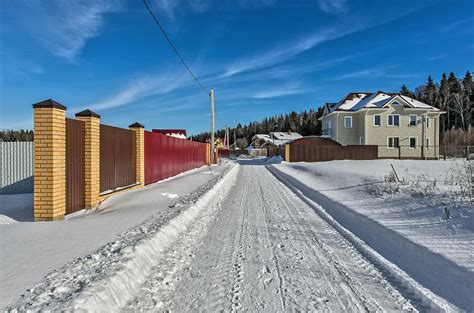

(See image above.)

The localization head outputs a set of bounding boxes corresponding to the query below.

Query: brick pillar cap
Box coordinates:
[75,109,100,118]
[32,99,67,110]
[129,122,144,128]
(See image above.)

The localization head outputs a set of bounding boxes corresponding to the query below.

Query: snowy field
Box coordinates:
[272,159,473,310]
[7,159,465,311]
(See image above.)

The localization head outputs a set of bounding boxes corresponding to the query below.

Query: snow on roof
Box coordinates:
[270,132,303,140]
[399,95,439,110]
[334,93,371,111]
[252,134,271,140]
[330,91,438,112]
[348,91,393,111]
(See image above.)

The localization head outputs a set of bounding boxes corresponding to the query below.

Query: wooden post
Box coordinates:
[33,99,67,221]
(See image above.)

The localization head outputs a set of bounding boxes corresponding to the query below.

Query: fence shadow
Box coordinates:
[237,157,283,166]
[0,192,34,222]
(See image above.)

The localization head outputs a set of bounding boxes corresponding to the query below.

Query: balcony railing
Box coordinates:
[321,128,332,136]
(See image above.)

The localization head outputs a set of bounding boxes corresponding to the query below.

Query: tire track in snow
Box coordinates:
[256,167,374,311]
[268,165,457,312]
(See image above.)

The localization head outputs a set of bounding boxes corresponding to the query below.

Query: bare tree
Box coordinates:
[451,93,470,130]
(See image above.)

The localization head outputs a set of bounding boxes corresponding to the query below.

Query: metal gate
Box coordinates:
[66,118,85,215]
[100,124,136,193]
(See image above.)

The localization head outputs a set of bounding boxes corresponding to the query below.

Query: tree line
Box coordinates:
[191,71,473,148]
[402,71,473,132]
[0,129,34,142]
[190,107,325,149]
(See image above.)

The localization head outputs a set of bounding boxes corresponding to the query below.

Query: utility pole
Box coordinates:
[210,89,215,163]
[233,122,237,150]
[226,126,230,149]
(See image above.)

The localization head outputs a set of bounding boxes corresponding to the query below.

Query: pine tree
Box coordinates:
[400,84,413,97]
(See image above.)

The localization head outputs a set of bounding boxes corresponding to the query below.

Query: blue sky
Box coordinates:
[1,0,473,134]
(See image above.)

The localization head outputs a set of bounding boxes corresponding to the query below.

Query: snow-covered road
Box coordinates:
[125,163,411,311]
[10,161,460,311]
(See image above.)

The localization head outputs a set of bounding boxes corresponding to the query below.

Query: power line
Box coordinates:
[143,0,208,94]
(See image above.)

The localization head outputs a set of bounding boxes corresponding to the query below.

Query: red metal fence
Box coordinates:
[145,131,207,185]
[289,145,378,162]
[100,124,136,193]
[66,118,85,215]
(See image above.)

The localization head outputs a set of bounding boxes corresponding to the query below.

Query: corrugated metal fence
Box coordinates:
[145,131,206,185]
[288,145,378,162]
[100,124,136,193]
[0,142,34,194]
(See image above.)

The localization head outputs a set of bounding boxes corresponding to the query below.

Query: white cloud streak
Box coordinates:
[90,73,190,111]
[251,82,305,99]
[15,0,122,61]
[223,27,350,77]
[317,0,348,14]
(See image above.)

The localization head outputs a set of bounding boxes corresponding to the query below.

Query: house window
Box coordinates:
[388,114,400,126]
[409,114,417,126]
[425,116,430,128]
[344,116,352,128]
[388,137,400,149]
[409,137,417,149]
[359,137,364,145]
[426,138,430,149]
[373,115,381,126]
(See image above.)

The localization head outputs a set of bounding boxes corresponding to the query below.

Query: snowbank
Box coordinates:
[1,165,227,309]
[272,159,473,311]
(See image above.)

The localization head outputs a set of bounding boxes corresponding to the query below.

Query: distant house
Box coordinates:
[152,129,187,139]
[250,132,303,149]
[319,91,443,159]
[214,138,226,149]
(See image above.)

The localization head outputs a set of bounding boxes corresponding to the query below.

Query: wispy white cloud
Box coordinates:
[151,0,277,21]
[333,67,422,80]
[223,27,350,77]
[441,17,474,33]
[252,82,305,99]
[317,0,348,14]
[13,0,122,61]
[90,73,190,111]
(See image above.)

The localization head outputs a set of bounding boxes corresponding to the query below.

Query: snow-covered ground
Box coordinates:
[272,159,473,310]
[0,164,226,309]
[8,160,462,311]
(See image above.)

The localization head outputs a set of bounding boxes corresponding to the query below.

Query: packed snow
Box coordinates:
[0,165,226,309]
[272,159,473,310]
[2,158,471,311]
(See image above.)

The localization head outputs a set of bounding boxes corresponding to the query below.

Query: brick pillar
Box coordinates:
[285,144,290,162]
[76,110,101,209]
[33,99,66,221]
[129,122,145,186]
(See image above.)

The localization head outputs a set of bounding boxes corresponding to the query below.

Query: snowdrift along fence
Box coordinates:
[144,131,208,185]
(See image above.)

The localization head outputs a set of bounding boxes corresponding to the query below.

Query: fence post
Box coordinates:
[32,99,67,221]
[205,143,210,165]
[285,144,291,162]
[129,122,145,187]
[76,110,101,209]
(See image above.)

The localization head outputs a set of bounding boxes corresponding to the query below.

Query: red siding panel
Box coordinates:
[144,131,207,185]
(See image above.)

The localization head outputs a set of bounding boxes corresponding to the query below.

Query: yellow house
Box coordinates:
[319,91,443,159]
